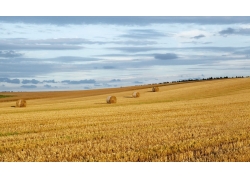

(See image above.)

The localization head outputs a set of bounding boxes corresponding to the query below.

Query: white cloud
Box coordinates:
[175,30,211,40]
[1,17,250,91]
[216,59,250,66]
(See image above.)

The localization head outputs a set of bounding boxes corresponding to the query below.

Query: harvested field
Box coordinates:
[0,78,250,162]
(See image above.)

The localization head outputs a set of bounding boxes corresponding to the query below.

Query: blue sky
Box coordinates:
[1,16,250,91]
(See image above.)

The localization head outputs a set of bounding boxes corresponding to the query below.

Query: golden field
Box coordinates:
[0,78,250,162]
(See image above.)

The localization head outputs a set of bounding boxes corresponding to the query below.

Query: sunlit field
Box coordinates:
[0,78,250,162]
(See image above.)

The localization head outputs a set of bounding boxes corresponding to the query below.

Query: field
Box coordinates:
[0,78,250,162]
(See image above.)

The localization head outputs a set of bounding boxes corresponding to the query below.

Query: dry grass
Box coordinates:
[0,78,250,162]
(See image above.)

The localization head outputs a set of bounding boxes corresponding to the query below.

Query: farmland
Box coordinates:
[0,78,250,162]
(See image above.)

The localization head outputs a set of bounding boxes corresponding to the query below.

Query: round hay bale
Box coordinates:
[152,87,159,92]
[132,91,140,98]
[16,99,26,107]
[106,96,117,104]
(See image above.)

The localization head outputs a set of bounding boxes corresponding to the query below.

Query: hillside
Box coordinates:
[0,78,250,161]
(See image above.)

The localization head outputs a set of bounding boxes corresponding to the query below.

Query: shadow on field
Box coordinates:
[123,96,133,98]
[94,103,107,104]
[11,106,16,108]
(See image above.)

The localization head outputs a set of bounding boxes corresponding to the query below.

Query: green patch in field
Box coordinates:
[0,95,13,99]
[0,132,19,137]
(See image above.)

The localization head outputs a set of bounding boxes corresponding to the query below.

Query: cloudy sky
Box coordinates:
[1,16,250,91]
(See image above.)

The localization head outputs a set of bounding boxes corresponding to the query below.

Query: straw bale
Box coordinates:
[132,91,140,98]
[106,96,117,104]
[16,99,27,107]
[152,87,159,92]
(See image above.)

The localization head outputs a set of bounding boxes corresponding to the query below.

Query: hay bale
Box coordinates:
[16,99,26,107]
[106,96,117,104]
[152,87,159,92]
[132,91,140,98]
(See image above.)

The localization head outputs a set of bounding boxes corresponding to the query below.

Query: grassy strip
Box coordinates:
[0,132,19,137]
[0,95,13,99]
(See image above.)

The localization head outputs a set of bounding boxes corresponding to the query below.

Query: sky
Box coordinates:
[1,6,250,92]
[1,1,250,177]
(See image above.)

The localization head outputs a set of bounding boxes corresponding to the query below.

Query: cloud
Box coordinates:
[110,79,121,82]
[0,38,84,51]
[0,43,83,51]
[62,79,96,84]
[110,40,157,45]
[24,38,105,45]
[22,79,40,84]
[191,34,205,39]
[43,84,57,89]
[0,56,105,79]
[94,83,102,86]
[219,27,235,35]
[0,50,23,58]
[30,38,102,45]
[120,29,166,39]
[96,53,132,57]
[43,80,57,83]
[21,85,37,88]
[1,46,248,80]
[0,78,20,84]
[233,48,250,55]
[189,46,247,52]
[219,27,250,36]
[154,53,178,60]
[146,46,244,53]
[177,30,209,39]
[182,41,212,44]
[1,17,250,25]
[43,84,58,89]
[0,60,57,78]
[51,56,100,62]
[0,38,154,48]
[0,38,157,56]
[202,42,213,44]
[108,47,165,53]
[103,66,115,69]
[103,83,112,87]
[44,84,52,88]
[0,56,103,79]
[134,81,143,84]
